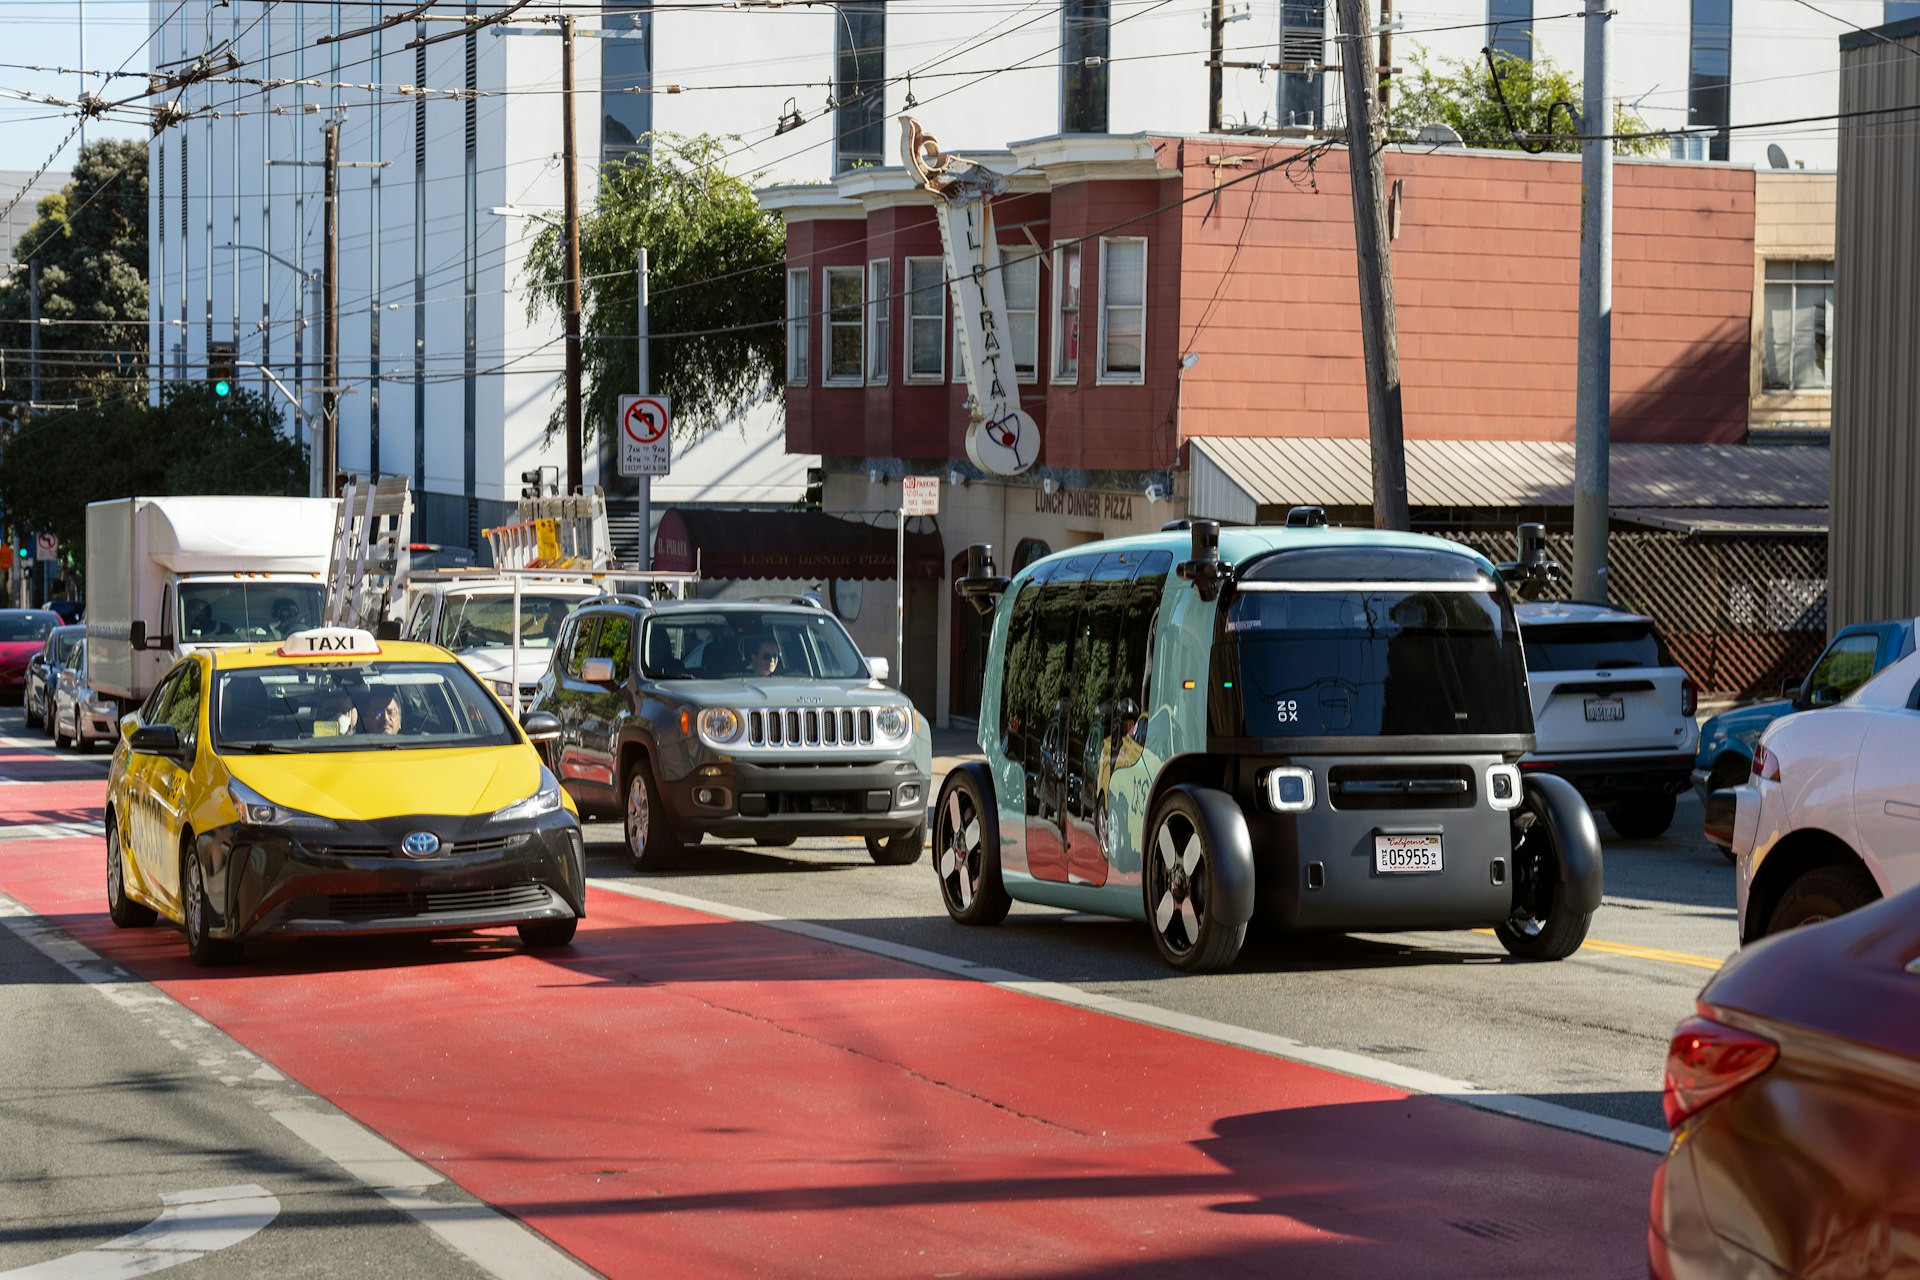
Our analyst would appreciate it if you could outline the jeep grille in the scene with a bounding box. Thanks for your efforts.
[746,707,875,748]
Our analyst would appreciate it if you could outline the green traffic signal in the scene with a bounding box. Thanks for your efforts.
[213,379,232,397]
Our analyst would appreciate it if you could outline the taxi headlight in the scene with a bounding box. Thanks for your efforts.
[227,778,337,830]
[493,768,565,823]
[698,707,744,747]
[874,705,911,743]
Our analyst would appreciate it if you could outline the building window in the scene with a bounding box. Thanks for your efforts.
[1062,2,1110,134]
[866,259,890,384]
[601,2,651,166]
[905,256,945,381]
[1098,237,1146,382]
[1005,250,1041,382]
[1487,0,1531,61]
[1762,260,1834,392]
[824,266,865,384]
[1689,0,1731,162]
[786,268,810,384]
[834,1,886,172]
[1279,2,1327,129]
[1053,243,1082,382]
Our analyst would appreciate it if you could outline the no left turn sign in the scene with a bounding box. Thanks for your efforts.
[617,394,671,477]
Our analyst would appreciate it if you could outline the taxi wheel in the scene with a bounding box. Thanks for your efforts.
[517,917,578,949]
[105,820,155,928]
[624,763,684,871]
[934,770,1010,926]
[182,843,243,967]
[866,823,925,866]
[1144,793,1247,973]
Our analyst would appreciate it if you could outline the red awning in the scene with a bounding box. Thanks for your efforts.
[653,508,945,581]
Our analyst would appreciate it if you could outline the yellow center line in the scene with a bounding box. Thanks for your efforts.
[1473,929,1726,971]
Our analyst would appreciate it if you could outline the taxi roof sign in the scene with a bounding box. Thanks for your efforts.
[277,628,383,658]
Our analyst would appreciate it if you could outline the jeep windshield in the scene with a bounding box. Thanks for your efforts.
[641,610,867,681]
[1212,546,1532,739]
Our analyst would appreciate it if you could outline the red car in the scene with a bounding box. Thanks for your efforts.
[0,609,62,702]
[1649,879,1920,1277]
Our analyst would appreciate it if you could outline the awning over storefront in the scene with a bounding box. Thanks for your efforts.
[1187,437,1829,527]
[653,507,945,581]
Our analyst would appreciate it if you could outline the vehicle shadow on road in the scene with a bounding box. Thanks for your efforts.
[580,837,871,876]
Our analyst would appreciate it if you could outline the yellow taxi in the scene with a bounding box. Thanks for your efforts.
[104,627,584,966]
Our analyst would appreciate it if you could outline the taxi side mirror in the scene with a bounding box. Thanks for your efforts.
[128,723,182,757]
[119,712,142,740]
[520,711,562,743]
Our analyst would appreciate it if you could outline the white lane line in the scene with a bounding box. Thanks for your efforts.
[0,822,99,842]
[0,895,601,1280]
[591,877,1672,1155]
[0,1184,279,1279]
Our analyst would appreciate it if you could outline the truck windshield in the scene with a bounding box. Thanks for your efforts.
[642,611,866,680]
[214,661,516,752]
[440,594,581,651]
[1217,587,1533,738]
[179,583,325,643]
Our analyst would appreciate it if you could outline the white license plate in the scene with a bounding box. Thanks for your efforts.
[1374,834,1443,874]
[1584,697,1626,722]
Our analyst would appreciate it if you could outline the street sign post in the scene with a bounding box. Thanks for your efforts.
[896,477,940,695]
[616,394,671,478]
[33,533,57,562]
[901,476,940,516]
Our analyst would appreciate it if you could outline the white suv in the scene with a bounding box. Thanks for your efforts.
[1515,601,1699,839]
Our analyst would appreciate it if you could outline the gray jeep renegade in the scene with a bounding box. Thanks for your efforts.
[530,597,933,869]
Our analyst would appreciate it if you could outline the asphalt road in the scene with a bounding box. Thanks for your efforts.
[578,791,1734,1134]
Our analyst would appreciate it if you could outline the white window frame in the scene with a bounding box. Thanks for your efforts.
[1051,242,1082,384]
[1097,236,1147,385]
[1760,258,1834,393]
[822,264,865,386]
[1004,249,1041,384]
[866,258,890,384]
[785,267,810,385]
[905,256,946,383]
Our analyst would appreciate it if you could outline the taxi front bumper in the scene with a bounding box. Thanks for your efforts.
[198,808,585,939]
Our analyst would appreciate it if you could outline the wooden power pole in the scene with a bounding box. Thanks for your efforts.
[1335,0,1409,531]
[560,13,584,496]
[1208,0,1225,131]
[322,119,340,500]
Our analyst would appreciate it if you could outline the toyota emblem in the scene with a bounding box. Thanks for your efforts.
[401,831,442,857]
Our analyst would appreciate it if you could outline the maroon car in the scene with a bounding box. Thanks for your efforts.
[0,609,61,702]
[1649,879,1920,1277]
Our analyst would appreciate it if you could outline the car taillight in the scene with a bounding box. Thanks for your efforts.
[1681,677,1698,718]
[1662,1014,1777,1128]
[1751,744,1780,782]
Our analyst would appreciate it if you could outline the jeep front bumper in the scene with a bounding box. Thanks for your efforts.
[660,758,929,840]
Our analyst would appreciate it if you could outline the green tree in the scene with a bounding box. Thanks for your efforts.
[1389,52,1665,157]
[0,385,306,575]
[0,138,149,410]
[523,132,787,443]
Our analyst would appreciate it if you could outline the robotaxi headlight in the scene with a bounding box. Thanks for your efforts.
[1264,767,1315,813]
[698,707,745,746]
[1485,764,1523,811]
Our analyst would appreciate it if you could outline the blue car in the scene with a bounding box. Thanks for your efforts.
[1694,618,1915,853]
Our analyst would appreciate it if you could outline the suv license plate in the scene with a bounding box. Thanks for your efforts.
[1375,834,1442,874]
[1584,696,1626,722]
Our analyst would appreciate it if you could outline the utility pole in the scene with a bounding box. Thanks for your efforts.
[636,246,651,569]
[560,13,584,495]
[1208,0,1225,131]
[27,261,40,409]
[1377,0,1393,112]
[322,119,340,499]
[1335,0,1409,530]
[1572,0,1613,601]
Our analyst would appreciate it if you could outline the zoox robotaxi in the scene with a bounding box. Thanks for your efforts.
[105,628,585,965]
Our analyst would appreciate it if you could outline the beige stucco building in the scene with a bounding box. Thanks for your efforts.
[1750,171,1837,440]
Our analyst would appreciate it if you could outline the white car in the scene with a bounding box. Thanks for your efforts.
[1731,647,1920,942]
[402,580,601,710]
[1515,600,1699,839]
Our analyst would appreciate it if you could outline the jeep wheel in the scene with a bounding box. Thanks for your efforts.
[866,823,925,866]
[624,764,684,871]
[934,770,1009,926]
[1607,793,1676,841]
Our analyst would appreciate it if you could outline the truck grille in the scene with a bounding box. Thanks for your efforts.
[746,708,875,749]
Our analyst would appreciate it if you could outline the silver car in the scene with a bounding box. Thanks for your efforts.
[52,639,118,752]
[24,623,84,735]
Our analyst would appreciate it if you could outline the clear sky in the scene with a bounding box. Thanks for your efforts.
[0,0,147,178]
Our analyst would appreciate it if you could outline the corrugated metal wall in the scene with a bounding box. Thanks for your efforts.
[1831,30,1920,630]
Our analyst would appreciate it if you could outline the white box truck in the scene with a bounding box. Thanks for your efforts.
[87,497,339,709]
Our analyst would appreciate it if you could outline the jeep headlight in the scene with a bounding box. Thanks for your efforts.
[493,768,565,823]
[228,778,337,830]
[698,707,745,747]
[874,705,911,743]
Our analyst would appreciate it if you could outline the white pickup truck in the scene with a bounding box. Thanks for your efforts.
[402,577,602,712]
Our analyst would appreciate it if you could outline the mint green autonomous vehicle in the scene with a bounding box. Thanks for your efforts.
[936,517,1603,972]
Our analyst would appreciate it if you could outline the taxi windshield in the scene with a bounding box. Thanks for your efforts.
[180,583,326,643]
[213,660,518,752]
[440,593,580,651]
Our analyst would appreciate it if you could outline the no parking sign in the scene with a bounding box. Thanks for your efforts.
[617,394,671,478]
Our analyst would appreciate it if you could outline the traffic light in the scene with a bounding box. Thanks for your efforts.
[208,340,236,397]
[520,469,542,499]
[14,543,28,562]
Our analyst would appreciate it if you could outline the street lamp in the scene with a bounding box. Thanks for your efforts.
[487,205,562,229]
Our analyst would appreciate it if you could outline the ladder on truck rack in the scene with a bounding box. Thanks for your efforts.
[484,488,613,571]
[324,477,415,632]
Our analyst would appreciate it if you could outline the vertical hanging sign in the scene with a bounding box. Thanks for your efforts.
[901,118,1039,476]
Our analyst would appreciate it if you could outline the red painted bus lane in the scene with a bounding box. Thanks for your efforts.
[0,784,1654,1278]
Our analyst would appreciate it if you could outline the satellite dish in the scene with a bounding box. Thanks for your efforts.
[1415,122,1464,147]
[1767,143,1790,169]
